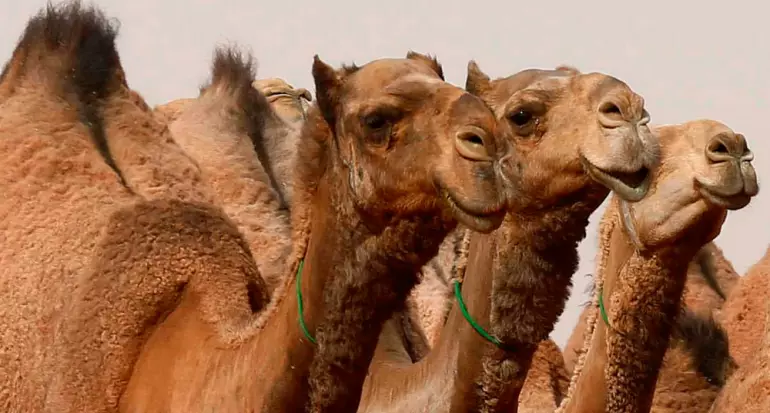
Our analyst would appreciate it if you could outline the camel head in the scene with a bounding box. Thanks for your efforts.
[311,51,509,232]
[466,62,659,211]
[620,120,759,250]
[253,77,312,124]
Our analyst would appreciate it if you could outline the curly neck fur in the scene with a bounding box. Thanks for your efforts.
[559,198,706,413]
[458,190,605,413]
[265,108,456,412]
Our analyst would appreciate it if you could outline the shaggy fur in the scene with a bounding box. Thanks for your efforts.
[557,117,759,412]
[359,62,658,413]
[563,242,739,374]
[163,47,292,295]
[119,52,510,413]
[719,246,770,366]
[0,3,262,411]
[710,264,770,412]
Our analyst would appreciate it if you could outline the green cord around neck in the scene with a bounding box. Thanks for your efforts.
[295,259,316,344]
[598,286,611,327]
[453,280,505,348]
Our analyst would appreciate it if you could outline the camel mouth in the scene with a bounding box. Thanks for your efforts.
[441,190,505,233]
[581,156,651,202]
[696,183,752,211]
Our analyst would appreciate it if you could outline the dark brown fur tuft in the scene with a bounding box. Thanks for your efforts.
[406,51,445,80]
[672,309,735,387]
[199,45,286,202]
[1,1,128,186]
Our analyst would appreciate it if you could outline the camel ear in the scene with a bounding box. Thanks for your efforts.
[312,55,342,127]
[406,51,445,80]
[465,60,491,96]
[555,64,581,75]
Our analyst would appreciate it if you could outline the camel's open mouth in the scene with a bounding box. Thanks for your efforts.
[696,183,752,211]
[581,156,651,202]
[441,190,505,234]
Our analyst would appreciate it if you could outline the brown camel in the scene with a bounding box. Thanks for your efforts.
[563,242,740,373]
[0,3,268,411]
[120,50,515,412]
[157,50,293,295]
[709,248,770,412]
[563,272,737,413]
[718,246,770,367]
[559,120,758,413]
[358,62,660,412]
[516,339,571,413]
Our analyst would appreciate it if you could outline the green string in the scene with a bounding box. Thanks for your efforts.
[453,280,504,348]
[295,259,316,344]
[598,286,611,327]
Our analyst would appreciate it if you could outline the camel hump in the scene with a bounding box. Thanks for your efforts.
[202,46,272,141]
[4,1,122,107]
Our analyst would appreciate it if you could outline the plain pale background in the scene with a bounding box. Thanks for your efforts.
[2,0,766,348]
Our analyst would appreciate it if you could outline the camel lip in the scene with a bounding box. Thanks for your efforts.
[581,156,651,202]
[696,183,752,211]
[441,190,505,233]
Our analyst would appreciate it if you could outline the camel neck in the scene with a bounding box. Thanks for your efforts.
[445,199,596,413]
[265,168,453,412]
[562,206,698,413]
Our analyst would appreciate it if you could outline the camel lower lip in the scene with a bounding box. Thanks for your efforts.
[697,186,751,210]
[442,191,505,233]
[581,157,651,202]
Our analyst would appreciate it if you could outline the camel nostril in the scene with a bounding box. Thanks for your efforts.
[597,100,625,128]
[706,137,735,164]
[455,128,492,162]
[600,102,621,115]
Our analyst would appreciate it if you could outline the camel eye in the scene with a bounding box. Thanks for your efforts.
[509,110,533,126]
[364,114,387,130]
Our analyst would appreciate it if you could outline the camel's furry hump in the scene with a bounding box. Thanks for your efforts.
[166,46,293,295]
[0,3,265,412]
[0,1,127,184]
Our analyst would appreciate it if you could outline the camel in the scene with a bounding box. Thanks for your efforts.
[709,248,770,413]
[252,76,312,125]
[707,247,770,412]
[357,62,660,412]
[154,50,294,295]
[559,120,758,413]
[237,76,313,208]
[564,242,740,373]
[0,3,268,411]
[718,246,770,366]
[562,271,737,412]
[120,50,517,412]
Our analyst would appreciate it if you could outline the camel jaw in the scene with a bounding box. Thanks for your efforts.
[581,156,651,202]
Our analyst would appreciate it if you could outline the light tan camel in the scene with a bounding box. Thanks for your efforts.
[358,62,660,412]
[564,242,740,373]
[708,247,770,412]
[559,120,758,413]
[119,50,516,412]
[0,3,268,411]
[157,50,293,295]
[563,271,738,413]
[242,77,313,208]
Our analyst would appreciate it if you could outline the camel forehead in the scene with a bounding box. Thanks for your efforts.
[253,78,292,90]
[656,120,735,150]
[345,58,442,94]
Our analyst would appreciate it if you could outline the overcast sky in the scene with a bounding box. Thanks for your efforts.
[2,0,766,347]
